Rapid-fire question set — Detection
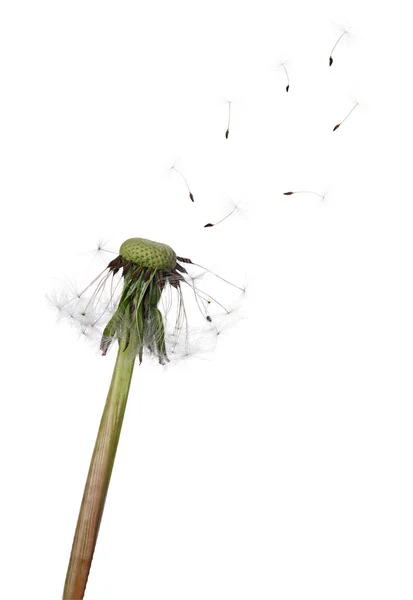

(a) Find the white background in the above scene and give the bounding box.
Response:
[1,0,413,598]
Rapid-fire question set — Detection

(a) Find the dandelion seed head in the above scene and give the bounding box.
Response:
[49,236,244,366]
[119,238,177,271]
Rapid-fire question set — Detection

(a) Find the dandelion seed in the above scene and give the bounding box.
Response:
[273,60,291,92]
[333,102,358,131]
[204,206,238,228]
[329,29,348,66]
[55,237,243,599]
[280,62,290,92]
[171,164,195,202]
[283,190,326,201]
[225,101,231,138]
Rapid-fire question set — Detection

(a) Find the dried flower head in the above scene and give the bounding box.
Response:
[50,236,244,365]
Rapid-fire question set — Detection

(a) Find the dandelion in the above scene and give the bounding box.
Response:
[54,237,243,599]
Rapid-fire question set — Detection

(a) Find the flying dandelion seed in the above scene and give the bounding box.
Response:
[225,101,231,138]
[204,206,238,228]
[333,102,358,131]
[51,237,243,599]
[329,29,348,66]
[280,62,290,92]
[171,164,195,202]
[283,190,326,200]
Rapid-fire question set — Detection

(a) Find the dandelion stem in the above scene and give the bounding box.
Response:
[63,333,138,599]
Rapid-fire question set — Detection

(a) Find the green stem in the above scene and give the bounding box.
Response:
[63,337,137,599]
